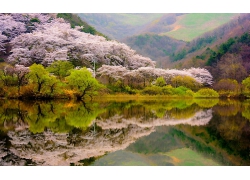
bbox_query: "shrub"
[124,85,136,94]
[194,88,219,98]
[162,85,174,95]
[19,84,36,98]
[142,86,162,95]
[170,75,201,91]
[172,86,190,96]
[30,18,40,23]
[214,79,240,97]
[242,76,250,98]
[154,77,166,87]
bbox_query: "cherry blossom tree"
[0,14,26,41]
[185,67,213,86]
[97,64,213,88]
[7,16,156,69]
[0,34,7,52]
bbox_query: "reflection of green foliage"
[0,100,105,134]
[242,100,250,120]
[65,103,104,130]
[154,108,166,118]
[169,105,199,119]
[194,98,219,108]
[100,99,200,120]
[242,76,250,98]
[242,111,250,121]
[26,102,67,133]
[214,99,241,117]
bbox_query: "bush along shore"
[0,61,250,101]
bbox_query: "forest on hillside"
[1,13,250,100]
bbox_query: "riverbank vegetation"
[1,13,250,101]
[0,60,250,100]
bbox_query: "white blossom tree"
[7,16,156,69]
[97,64,213,88]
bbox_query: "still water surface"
[0,98,250,166]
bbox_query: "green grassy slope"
[162,13,239,41]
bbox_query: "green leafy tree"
[0,65,16,87]
[155,76,166,87]
[214,78,241,97]
[141,86,162,95]
[66,68,102,100]
[170,75,201,91]
[47,61,74,80]
[194,88,219,98]
[27,64,51,94]
[242,76,250,98]
[43,75,65,96]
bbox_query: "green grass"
[163,13,239,41]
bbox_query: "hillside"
[171,13,250,83]
[0,13,155,69]
[122,33,186,67]
[162,13,239,42]
[56,13,107,39]
[135,13,250,69]
[78,13,239,42]
[78,13,164,40]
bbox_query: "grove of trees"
[1,13,250,100]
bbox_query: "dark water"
[0,98,250,166]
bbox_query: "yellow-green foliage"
[155,76,166,87]
[194,88,219,98]
[142,86,163,95]
[170,75,202,91]
[19,84,36,97]
[66,68,103,99]
[194,98,219,108]
[214,79,241,97]
[242,76,250,98]
[242,100,250,120]
[141,85,194,97]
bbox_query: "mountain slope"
[122,33,186,66]
[162,13,239,42]
[78,13,164,40]
[0,13,155,70]
[78,13,239,42]
[57,13,107,38]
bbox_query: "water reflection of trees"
[2,99,249,165]
[173,107,250,165]
[0,99,214,165]
[0,100,105,133]
[99,100,206,121]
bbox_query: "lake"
[0,98,250,166]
